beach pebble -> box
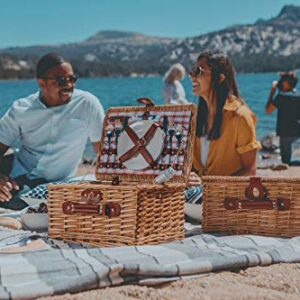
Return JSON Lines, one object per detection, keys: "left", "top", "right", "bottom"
{"left": 201, "top": 281, "right": 209, "bottom": 288}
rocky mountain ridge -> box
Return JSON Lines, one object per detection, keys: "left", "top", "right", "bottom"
{"left": 0, "top": 5, "right": 299, "bottom": 79}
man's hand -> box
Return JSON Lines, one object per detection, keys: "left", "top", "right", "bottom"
{"left": 0, "top": 175, "right": 19, "bottom": 202}
{"left": 271, "top": 80, "right": 278, "bottom": 90}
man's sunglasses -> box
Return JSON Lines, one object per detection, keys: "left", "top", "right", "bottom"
{"left": 189, "top": 66, "right": 207, "bottom": 77}
{"left": 41, "top": 75, "right": 78, "bottom": 86}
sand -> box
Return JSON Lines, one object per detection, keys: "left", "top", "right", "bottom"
{"left": 38, "top": 165, "right": 300, "bottom": 300}
{"left": 40, "top": 263, "right": 300, "bottom": 300}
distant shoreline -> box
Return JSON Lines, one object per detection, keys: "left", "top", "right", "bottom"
{"left": 2, "top": 70, "right": 299, "bottom": 82}
{"left": 0, "top": 74, "right": 162, "bottom": 81}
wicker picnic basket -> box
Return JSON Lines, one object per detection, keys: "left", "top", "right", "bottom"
{"left": 48, "top": 98, "right": 196, "bottom": 246}
{"left": 202, "top": 176, "right": 300, "bottom": 237}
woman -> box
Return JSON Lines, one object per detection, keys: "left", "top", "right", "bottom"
{"left": 189, "top": 51, "right": 261, "bottom": 176}
{"left": 162, "top": 63, "right": 188, "bottom": 105}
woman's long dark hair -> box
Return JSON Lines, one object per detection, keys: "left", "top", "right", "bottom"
{"left": 196, "top": 51, "right": 240, "bottom": 139}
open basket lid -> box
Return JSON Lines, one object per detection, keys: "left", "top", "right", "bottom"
{"left": 95, "top": 98, "right": 197, "bottom": 184}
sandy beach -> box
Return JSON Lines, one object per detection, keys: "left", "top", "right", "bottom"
{"left": 36, "top": 165, "right": 300, "bottom": 300}
{"left": 39, "top": 263, "right": 300, "bottom": 300}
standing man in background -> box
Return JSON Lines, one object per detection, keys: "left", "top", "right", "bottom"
{"left": 265, "top": 72, "right": 300, "bottom": 165}
{"left": 0, "top": 53, "right": 105, "bottom": 209}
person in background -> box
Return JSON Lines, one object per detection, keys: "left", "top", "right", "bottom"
{"left": 265, "top": 72, "right": 300, "bottom": 165}
{"left": 189, "top": 51, "right": 261, "bottom": 176}
{"left": 162, "top": 63, "right": 188, "bottom": 105}
{"left": 0, "top": 53, "right": 105, "bottom": 209}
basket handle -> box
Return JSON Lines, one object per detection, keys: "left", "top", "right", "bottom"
{"left": 223, "top": 177, "right": 290, "bottom": 211}
{"left": 137, "top": 98, "right": 155, "bottom": 120}
{"left": 137, "top": 97, "right": 155, "bottom": 107}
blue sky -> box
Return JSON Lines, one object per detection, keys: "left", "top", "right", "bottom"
{"left": 0, "top": 0, "right": 299, "bottom": 48}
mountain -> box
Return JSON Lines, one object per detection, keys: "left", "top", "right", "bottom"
{"left": 163, "top": 5, "right": 300, "bottom": 72}
{"left": 0, "top": 5, "right": 299, "bottom": 79}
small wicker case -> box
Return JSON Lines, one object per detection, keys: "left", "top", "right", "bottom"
{"left": 202, "top": 176, "right": 300, "bottom": 237}
{"left": 48, "top": 98, "right": 196, "bottom": 246}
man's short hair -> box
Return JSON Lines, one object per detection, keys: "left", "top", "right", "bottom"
{"left": 278, "top": 72, "right": 298, "bottom": 90}
{"left": 36, "top": 53, "right": 66, "bottom": 78}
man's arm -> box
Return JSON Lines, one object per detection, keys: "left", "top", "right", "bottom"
{"left": 87, "top": 94, "right": 105, "bottom": 161}
{"left": 232, "top": 149, "right": 257, "bottom": 176}
{"left": 265, "top": 81, "right": 278, "bottom": 114}
{"left": 0, "top": 142, "right": 19, "bottom": 201}
{"left": 92, "top": 142, "right": 101, "bottom": 155}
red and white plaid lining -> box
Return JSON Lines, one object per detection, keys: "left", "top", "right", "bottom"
{"left": 98, "top": 110, "right": 192, "bottom": 176}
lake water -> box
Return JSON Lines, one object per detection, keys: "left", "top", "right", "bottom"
{"left": 0, "top": 73, "right": 290, "bottom": 158}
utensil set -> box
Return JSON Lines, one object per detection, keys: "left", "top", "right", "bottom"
{"left": 101, "top": 114, "right": 186, "bottom": 170}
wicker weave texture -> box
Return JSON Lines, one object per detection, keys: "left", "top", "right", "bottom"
{"left": 48, "top": 182, "right": 185, "bottom": 247}
{"left": 202, "top": 176, "right": 300, "bottom": 237}
{"left": 135, "top": 184, "right": 185, "bottom": 244}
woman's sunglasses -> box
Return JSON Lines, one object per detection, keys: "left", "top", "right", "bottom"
{"left": 189, "top": 66, "right": 207, "bottom": 77}
{"left": 41, "top": 75, "right": 78, "bottom": 86}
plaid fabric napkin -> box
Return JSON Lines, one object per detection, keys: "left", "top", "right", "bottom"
{"left": 184, "top": 186, "right": 203, "bottom": 204}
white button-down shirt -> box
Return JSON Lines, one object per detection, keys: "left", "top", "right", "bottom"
{"left": 0, "top": 89, "right": 105, "bottom": 181}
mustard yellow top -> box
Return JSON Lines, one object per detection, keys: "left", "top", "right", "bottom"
{"left": 193, "top": 96, "right": 261, "bottom": 176}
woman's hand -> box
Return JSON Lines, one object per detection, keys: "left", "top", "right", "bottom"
{"left": 0, "top": 175, "right": 19, "bottom": 202}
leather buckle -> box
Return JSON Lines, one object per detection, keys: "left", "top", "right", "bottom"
{"left": 103, "top": 203, "right": 121, "bottom": 217}
{"left": 137, "top": 137, "right": 146, "bottom": 147}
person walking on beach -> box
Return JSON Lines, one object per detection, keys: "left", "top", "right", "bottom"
{"left": 189, "top": 51, "right": 261, "bottom": 176}
{"left": 265, "top": 72, "right": 300, "bottom": 165}
{"left": 0, "top": 53, "right": 105, "bottom": 209}
{"left": 162, "top": 63, "right": 188, "bottom": 105}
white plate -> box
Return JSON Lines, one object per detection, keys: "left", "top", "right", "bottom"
{"left": 21, "top": 210, "right": 48, "bottom": 232}
{"left": 184, "top": 203, "right": 202, "bottom": 222}
{"left": 117, "top": 120, "right": 164, "bottom": 170}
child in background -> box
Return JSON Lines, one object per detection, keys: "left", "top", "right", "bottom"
{"left": 265, "top": 72, "right": 300, "bottom": 165}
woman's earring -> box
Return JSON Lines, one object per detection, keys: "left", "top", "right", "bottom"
{"left": 218, "top": 74, "right": 225, "bottom": 84}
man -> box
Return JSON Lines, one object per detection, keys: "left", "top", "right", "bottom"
{"left": 0, "top": 53, "right": 105, "bottom": 209}
{"left": 265, "top": 72, "right": 300, "bottom": 165}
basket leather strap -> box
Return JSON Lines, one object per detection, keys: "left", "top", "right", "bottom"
{"left": 224, "top": 197, "right": 290, "bottom": 210}
{"left": 118, "top": 123, "right": 159, "bottom": 167}
{"left": 62, "top": 201, "right": 121, "bottom": 217}
{"left": 136, "top": 97, "right": 155, "bottom": 107}
{"left": 245, "top": 177, "right": 268, "bottom": 200}
{"left": 62, "top": 189, "right": 121, "bottom": 217}
{"left": 224, "top": 177, "right": 290, "bottom": 211}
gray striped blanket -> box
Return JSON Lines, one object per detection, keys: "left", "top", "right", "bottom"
{"left": 0, "top": 224, "right": 300, "bottom": 299}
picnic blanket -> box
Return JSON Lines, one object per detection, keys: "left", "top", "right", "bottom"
{"left": 1, "top": 224, "right": 300, "bottom": 299}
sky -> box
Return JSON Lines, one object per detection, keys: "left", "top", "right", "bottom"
{"left": 0, "top": 0, "right": 300, "bottom": 49}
